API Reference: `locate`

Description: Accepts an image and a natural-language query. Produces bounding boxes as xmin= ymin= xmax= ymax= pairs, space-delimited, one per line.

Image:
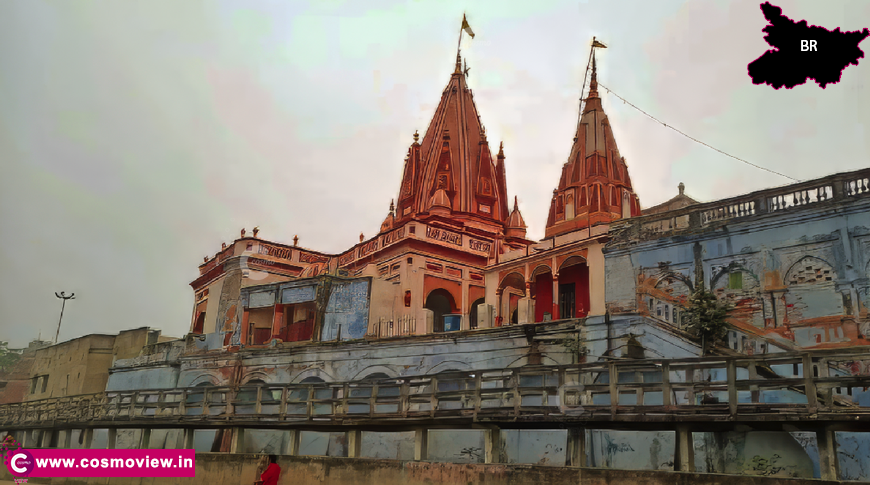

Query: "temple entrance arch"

xmin=558 ymin=256 xmax=590 ymax=319
xmin=425 ymin=288 xmax=458 ymax=333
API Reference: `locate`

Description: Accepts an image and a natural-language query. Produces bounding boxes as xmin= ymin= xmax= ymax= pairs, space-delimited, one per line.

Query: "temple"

xmin=2 ymin=28 xmax=870 ymax=484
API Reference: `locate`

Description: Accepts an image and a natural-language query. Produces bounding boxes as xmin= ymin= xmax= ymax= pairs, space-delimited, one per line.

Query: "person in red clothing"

xmin=257 ymin=455 xmax=280 ymax=485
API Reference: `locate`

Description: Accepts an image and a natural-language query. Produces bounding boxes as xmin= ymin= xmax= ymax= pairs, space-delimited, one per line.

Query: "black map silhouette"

xmin=747 ymin=2 xmax=869 ymax=89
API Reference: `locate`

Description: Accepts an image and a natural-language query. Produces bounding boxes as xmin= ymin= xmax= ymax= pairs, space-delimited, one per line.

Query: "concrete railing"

xmin=2 ymin=350 xmax=869 ymax=428
xmin=612 ymin=167 xmax=870 ymax=246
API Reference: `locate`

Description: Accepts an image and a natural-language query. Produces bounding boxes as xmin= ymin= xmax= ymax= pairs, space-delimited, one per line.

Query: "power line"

xmin=596 ymin=81 xmax=800 ymax=182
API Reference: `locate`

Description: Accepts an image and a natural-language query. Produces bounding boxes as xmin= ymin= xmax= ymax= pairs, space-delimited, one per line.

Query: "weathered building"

xmin=0 ymin=340 xmax=51 ymax=404
xmin=24 ymin=328 xmax=171 ymax=401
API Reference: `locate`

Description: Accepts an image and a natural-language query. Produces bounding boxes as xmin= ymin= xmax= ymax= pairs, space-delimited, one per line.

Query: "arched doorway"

xmin=469 ymin=298 xmax=485 ymax=329
xmin=558 ymin=257 xmax=590 ymax=319
xmin=531 ymin=265 xmax=555 ymax=323
xmin=425 ymin=289 xmax=457 ymax=333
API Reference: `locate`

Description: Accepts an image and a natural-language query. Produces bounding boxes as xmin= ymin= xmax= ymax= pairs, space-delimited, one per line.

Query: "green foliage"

xmin=684 ymin=289 xmax=732 ymax=354
xmin=0 ymin=341 xmax=21 ymax=372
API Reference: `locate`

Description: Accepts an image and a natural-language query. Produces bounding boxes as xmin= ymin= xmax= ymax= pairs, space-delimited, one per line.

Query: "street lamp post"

xmin=54 ymin=291 xmax=75 ymax=344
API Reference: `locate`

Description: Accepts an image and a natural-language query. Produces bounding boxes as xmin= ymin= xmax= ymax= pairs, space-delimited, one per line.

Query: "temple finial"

xmin=456 ymin=14 xmax=475 ymax=74
xmin=413 ymin=130 xmax=419 ymax=144
xmin=513 ymin=196 xmax=519 ymax=211
xmin=389 ymin=199 xmax=395 ymax=214
xmin=498 ymin=141 xmax=504 ymax=158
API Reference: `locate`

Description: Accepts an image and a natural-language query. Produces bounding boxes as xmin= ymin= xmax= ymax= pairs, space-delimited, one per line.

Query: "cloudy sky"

xmin=1 ymin=0 xmax=868 ymax=348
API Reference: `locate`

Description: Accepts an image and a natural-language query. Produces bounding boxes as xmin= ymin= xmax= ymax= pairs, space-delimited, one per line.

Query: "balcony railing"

xmin=2 ymin=351 xmax=868 ymax=428
xmin=613 ymin=167 xmax=870 ymax=246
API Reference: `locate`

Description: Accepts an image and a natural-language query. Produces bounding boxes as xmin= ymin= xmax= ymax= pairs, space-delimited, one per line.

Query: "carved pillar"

xmin=553 ymin=273 xmax=560 ymax=320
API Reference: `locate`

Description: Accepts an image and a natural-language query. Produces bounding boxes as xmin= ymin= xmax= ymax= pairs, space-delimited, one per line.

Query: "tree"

xmin=0 ymin=341 xmax=21 ymax=372
xmin=684 ymin=289 xmax=732 ymax=355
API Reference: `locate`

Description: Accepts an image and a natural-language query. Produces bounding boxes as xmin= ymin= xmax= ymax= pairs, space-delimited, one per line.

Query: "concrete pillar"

xmin=674 ymin=425 xmax=694 ymax=472
xmin=183 ymin=429 xmax=195 ymax=449
xmin=82 ymin=429 xmax=94 ymax=449
xmin=40 ymin=430 xmax=54 ymax=449
xmin=414 ymin=427 xmax=428 ymax=461
xmin=59 ymin=429 xmax=72 ymax=449
xmin=484 ymin=428 xmax=501 ymax=464
xmin=552 ymin=273 xmax=560 ymax=320
xmin=587 ymin=245 xmax=606 ymax=316
xmin=347 ymin=430 xmax=362 ymax=458
xmin=230 ymin=428 xmax=245 ymax=453
xmin=141 ymin=428 xmax=151 ymax=449
xmin=567 ymin=428 xmax=587 ymax=467
xmin=240 ymin=309 xmax=251 ymax=345
xmin=727 ymin=359 xmax=737 ymax=416
xmin=287 ymin=429 xmax=300 ymax=456
xmin=461 ymin=280 xmax=469 ymax=331
xmin=816 ymin=426 xmax=840 ymax=481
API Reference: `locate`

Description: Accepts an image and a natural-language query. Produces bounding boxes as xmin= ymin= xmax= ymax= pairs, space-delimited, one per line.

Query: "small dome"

xmin=428 ymin=189 xmax=452 ymax=216
xmin=507 ymin=196 xmax=526 ymax=229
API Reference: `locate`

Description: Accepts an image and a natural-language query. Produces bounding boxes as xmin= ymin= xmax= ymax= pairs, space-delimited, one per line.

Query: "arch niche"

xmin=469 ymin=297 xmax=485 ymax=329
xmin=497 ymin=272 xmax=526 ymax=326
xmin=425 ymin=288 xmax=458 ymax=333
xmin=558 ymin=256 xmax=590 ymax=320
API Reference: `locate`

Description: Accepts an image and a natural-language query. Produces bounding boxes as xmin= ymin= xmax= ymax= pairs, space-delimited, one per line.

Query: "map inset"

xmin=748 ymin=2 xmax=869 ymax=89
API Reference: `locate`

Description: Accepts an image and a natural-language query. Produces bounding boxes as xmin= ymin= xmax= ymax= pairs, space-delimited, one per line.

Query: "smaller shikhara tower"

xmin=545 ymin=54 xmax=641 ymax=238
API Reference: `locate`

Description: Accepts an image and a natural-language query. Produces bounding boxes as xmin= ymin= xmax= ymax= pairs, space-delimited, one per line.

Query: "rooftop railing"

xmin=2 ymin=351 xmax=868 ymax=428
xmin=614 ymin=168 xmax=870 ymax=245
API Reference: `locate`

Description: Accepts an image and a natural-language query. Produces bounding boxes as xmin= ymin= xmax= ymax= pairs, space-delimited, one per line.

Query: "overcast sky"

xmin=1 ymin=0 xmax=868 ymax=348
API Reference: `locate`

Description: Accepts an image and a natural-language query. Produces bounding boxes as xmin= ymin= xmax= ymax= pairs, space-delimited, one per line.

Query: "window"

xmin=41 ymin=376 xmax=48 ymax=393
xmin=728 ymin=272 xmax=743 ymax=290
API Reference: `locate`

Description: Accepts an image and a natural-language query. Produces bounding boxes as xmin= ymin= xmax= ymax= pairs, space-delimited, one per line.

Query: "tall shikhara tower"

xmin=391 ymin=53 xmax=520 ymax=241
xmin=545 ymin=54 xmax=641 ymax=238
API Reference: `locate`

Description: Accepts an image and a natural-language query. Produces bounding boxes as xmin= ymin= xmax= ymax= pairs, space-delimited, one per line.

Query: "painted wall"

xmin=604 ymin=197 xmax=870 ymax=351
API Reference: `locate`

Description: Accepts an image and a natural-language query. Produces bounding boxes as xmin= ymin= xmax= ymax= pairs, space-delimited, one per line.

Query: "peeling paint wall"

xmin=587 ymin=430 xmax=674 ymax=471
xmin=428 ymin=429 xmax=485 ymax=464
xmin=691 ymin=431 xmax=814 ymax=478
xmin=836 ymin=431 xmax=870 ymax=481
xmin=605 ymin=197 xmax=870 ymax=351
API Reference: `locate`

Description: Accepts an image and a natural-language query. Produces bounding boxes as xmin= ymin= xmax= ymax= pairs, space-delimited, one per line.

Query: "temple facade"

xmin=2 ymin=32 xmax=870 ymax=483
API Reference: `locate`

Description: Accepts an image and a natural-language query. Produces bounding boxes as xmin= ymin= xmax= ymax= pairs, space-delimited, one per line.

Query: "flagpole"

xmin=457 ymin=14 xmax=465 ymax=59
xmin=576 ymin=38 xmax=596 ymax=130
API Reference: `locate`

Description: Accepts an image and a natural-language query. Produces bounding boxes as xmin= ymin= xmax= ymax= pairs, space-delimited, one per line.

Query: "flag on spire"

xmin=592 ymin=38 xmax=607 ymax=48
xmin=461 ymin=14 xmax=475 ymax=39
